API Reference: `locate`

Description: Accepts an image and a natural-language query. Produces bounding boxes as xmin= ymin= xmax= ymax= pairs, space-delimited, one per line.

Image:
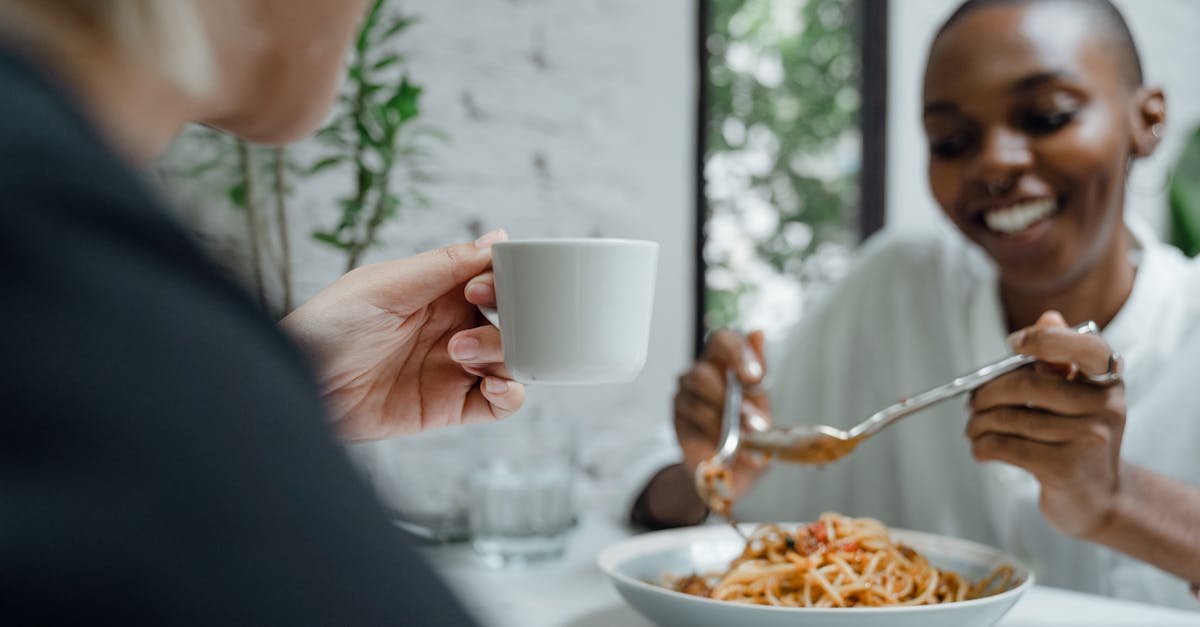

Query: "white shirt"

xmin=721 ymin=221 xmax=1200 ymax=610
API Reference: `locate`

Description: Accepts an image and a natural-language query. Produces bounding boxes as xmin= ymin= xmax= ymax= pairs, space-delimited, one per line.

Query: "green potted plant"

xmin=158 ymin=0 xmax=438 ymax=315
xmin=309 ymin=0 xmax=436 ymax=273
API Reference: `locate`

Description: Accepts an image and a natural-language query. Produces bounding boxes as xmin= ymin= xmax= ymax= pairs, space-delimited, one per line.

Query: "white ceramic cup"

xmin=480 ymin=238 xmax=658 ymax=384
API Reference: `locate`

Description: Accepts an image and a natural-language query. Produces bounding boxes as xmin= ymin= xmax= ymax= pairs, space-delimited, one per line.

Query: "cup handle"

xmin=477 ymin=305 xmax=500 ymax=328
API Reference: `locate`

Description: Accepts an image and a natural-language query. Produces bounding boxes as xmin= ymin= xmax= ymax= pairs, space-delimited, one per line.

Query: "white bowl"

xmin=597 ymin=523 xmax=1033 ymax=627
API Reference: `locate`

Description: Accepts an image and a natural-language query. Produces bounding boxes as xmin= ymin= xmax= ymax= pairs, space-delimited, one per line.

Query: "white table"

xmin=426 ymin=512 xmax=1200 ymax=627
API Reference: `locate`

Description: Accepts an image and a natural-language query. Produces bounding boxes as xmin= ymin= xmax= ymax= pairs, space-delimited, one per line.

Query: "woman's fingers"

xmin=450 ymin=326 xmax=515 ymax=381
xmin=971 ymin=367 xmax=1115 ymax=416
xmin=701 ymin=330 xmax=765 ymax=386
xmin=969 ymin=312 xmax=1128 ymax=538
xmin=966 ymin=406 xmax=1114 ymax=445
xmin=465 ymin=271 xmax=495 ymax=306
xmin=1010 ymin=312 xmax=1116 ymax=380
xmin=968 ymin=431 xmax=1067 ymax=479
xmin=744 ymin=329 xmax=770 ymax=403
xmin=677 ymin=361 xmax=724 ymax=408
xmin=674 ymin=390 xmax=722 ymax=444
xmin=448 ymin=313 xmax=521 ymax=421
xmin=460 ymin=362 xmax=515 ymax=380
xmin=363 ymin=229 xmax=505 ymax=311
xmin=972 ymin=308 xmax=1126 ymax=419
xmin=674 ymin=330 xmax=773 ymax=473
xmin=462 ymin=377 xmax=526 ymax=424
xmin=449 ymin=325 xmax=504 ymax=364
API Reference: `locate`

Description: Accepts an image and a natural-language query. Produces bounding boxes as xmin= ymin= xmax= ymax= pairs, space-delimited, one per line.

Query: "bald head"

xmin=935 ymin=0 xmax=1143 ymax=88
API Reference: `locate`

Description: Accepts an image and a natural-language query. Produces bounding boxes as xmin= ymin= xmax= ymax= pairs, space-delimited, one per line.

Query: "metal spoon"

xmin=736 ymin=321 xmax=1102 ymax=465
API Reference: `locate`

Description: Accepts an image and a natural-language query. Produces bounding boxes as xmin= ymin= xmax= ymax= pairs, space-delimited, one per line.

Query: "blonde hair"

xmin=0 ymin=0 xmax=216 ymax=96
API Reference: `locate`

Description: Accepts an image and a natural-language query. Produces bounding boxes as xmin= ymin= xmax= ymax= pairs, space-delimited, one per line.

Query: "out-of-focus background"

xmin=158 ymin=0 xmax=1200 ymax=536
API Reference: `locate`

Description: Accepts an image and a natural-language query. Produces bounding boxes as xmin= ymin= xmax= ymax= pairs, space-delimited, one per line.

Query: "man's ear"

xmin=1131 ymin=86 xmax=1166 ymax=159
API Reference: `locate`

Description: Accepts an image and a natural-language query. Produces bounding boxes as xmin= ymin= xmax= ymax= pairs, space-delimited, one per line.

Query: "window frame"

xmin=691 ymin=0 xmax=889 ymax=357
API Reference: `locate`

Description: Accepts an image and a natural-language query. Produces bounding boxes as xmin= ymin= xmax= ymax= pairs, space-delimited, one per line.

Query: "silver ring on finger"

xmin=1082 ymin=352 xmax=1123 ymax=386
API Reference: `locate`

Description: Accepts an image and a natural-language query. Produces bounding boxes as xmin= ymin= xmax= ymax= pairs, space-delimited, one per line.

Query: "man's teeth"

xmin=984 ymin=199 xmax=1057 ymax=234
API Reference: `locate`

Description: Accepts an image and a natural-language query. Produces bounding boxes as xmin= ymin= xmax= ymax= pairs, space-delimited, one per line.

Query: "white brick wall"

xmin=162 ymin=0 xmax=697 ymax=521
xmin=184 ymin=0 xmax=698 ymax=518
xmin=383 ymin=0 xmax=696 ymax=504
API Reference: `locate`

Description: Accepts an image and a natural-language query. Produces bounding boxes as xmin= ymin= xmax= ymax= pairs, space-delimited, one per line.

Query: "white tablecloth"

xmin=425 ymin=512 xmax=1200 ymax=627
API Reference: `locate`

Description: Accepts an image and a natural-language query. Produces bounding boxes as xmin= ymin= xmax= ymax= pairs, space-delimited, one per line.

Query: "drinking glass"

xmin=467 ymin=398 xmax=577 ymax=567
xmin=351 ymin=428 xmax=472 ymax=543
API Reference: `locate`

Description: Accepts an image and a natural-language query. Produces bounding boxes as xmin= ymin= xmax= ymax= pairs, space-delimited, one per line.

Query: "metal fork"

xmin=692 ymin=370 xmax=748 ymax=537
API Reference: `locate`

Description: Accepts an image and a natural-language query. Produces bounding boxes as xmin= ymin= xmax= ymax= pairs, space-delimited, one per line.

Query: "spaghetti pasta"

xmin=697 ymin=459 xmax=734 ymax=518
xmin=668 ymin=513 xmax=1014 ymax=608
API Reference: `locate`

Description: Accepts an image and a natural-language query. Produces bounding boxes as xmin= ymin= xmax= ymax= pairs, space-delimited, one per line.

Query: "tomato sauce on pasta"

xmin=669 ymin=513 xmax=1014 ymax=607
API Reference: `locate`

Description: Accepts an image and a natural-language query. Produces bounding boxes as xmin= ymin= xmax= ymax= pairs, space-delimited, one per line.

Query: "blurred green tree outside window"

xmin=703 ymin=0 xmax=861 ymax=337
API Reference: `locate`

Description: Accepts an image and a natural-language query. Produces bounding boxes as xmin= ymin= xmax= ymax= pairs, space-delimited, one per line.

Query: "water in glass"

xmin=468 ymin=459 xmax=574 ymax=567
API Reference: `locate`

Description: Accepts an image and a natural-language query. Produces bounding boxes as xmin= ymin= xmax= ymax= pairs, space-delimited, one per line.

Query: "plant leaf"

xmin=315 ymin=125 xmax=349 ymax=147
xmin=386 ymin=78 xmax=422 ymax=125
xmin=312 ymin=231 xmax=352 ymax=250
xmin=306 ymin=156 xmax=346 ymax=175
xmin=382 ymin=193 xmax=401 ymax=218
xmin=227 ymin=181 xmax=247 ymax=208
xmin=1169 ymin=127 xmax=1200 ymax=256
xmin=355 ymin=119 xmax=382 ymax=148
xmin=340 ymin=198 xmax=367 ymax=229
xmin=372 ymin=55 xmax=401 ymax=72
xmin=184 ymin=160 xmax=224 ymax=178
xmin=382 ymin=16 xmax=416 ymax=40
xmin=362 ymin=82 xmax=384 ymax=98
xmin=356 ymin=0 xmax=386 ymax=53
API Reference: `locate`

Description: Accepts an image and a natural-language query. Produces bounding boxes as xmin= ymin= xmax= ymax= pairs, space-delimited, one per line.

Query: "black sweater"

xmin=0 ymin=45 xmax=478 ymax=626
